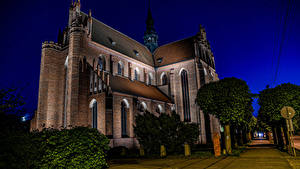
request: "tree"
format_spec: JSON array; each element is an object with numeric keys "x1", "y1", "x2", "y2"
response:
[
  {"x1": 0, "y1": 88, "x2": 34, "y2": 168},
  {"x1": 134, "y1": 111, "x2": 161, "y2": 155},
  {"x1": 134, "y1": 111, "x2": 199, "y2": 156},
  {"x1": 257, "y1": 83, "x2": 300, "y2": 147},
  {"x1": 0, "y1": 88, "x2": 28, "y2": 132},
  {"x1": 196, "y1": 77, "x2": 253, "y2": 153}
]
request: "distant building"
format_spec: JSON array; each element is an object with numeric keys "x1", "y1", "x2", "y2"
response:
[{"x1": 31, "y1": 0, "x2": 220, "y2": 148}]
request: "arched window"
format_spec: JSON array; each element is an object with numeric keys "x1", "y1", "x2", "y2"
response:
[
  {"x1": 94, "y1": 73, "x2": 97, "y2": 92},
  {"x1": 134, "y1": 68, "x2": 139, "y2": 81},
  {"x1": 89, "y1": 69, "x2": 93, "y2": 93},
  {"x1": 118, "y1": 61, "x2": 123, "y2": 75},
  {"x1": 156, "y1": 104, "x2": 163, "y2": 114},
  {"x1": 121, "y1": 101, "x2": 128, "y2": 137},
  {"x1": 204, "y1": 68, "x2": 207, "y2": 76},
  {"x1": 98, "y1": 56, "x2": 106, "y2": 71},
  {"x1": 98, "y1": 78, "x2": 102, "y2": 92},
  {"x1": 139, "y1": 102, "x2": 147, "y2": 112},
  {"x1": 161, "y1": 73, "x2": 168, "y2": 85},
  {"x1": 90, "y1": 99, "x2": 97, "y2": 129},
  {"x1": 148, "y1": 73, "x2": 152, "y2": 85},
  {"x1": 181, "y1": 70, "x2": 191, "y2": 122}
]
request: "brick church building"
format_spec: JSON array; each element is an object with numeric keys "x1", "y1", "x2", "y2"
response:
[{"x1": 31, "y1": 0, "x2": 220, "y2": 148}]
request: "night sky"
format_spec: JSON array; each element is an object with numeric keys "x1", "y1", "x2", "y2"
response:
[{"x1": 1, "y1": 0, "x2": 299, "y2": 118}]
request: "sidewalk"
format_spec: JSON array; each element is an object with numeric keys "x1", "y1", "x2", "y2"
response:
[{"x1": 109, "y1": 140, "x2": 300, "y2": 169}]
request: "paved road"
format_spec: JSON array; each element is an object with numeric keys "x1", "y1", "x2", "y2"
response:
[{"x1": 110, "y1": 140, "x2": 300, "y2": 169}]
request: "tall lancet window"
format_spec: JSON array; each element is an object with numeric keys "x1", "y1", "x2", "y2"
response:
[
  {"x1": 89, "y1": 69, "x2": 93, "y2": 93},
  {"x1": 90, "y1": 100, "x2": 97, "y2": 129},
  {"x1": 121, "y1": 101, "x2": 128, "y2": 137},
  {"x1": 118, "y1": 61, "x2": 123, "y2": 75},
  {"x1": 134, "y1": 68, "x2": 139, "y2": 81},
  {"x1": 162, "y1": 74, "x2": 168, "y2": 85},
  {"x1": 63, "y1": 56, "x2": 69, "y2": 128},
  {"x1": 148, "y1": 73, "x2": 152, "y2": 85},
  {"x1": 94, "y1": 73, "x2": 97, "y2": 92},
  {"x1": 181, "y1": 70, "x2": 191, "y2": 122}
]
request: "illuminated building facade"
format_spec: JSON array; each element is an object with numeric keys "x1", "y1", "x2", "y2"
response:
[{"x1": 31, "y1": 1, "x2": 220, "y2": 148}]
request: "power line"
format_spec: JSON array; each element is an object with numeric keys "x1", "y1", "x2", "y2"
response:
[
  {"x1": 270, "y1": 0, "x2": 283, "y2": 86},
  {"x1": 273, "y1": 0, "x2": 292, "y2": 86}
]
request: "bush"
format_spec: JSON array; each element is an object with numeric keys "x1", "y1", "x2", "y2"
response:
[
  {"x1": 0, "y1": 127, "x2": 110, "y2": 169},
  {"x1": 34, "y1": 127, "x2": 110, "y2": 169},
  {"x1": 134, "y1": 111, "x2": 199, "y2": 156},
  {"x1": 0, "y1": 130, "x2": 39, "y2": 169}
]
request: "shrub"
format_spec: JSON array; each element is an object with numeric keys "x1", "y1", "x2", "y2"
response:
[
  {"x1": 0, "y1": 130, "x2": 40, "y2": 169},
  {"x1": 0, "y1": 127, "x2": 110, "y2": 169},
  {"x1": 35, "y1": 127, "x2": 110, "y2": 169},
  {"x1": 134, "y1": 111, "x2": 199, "y2": 156}
]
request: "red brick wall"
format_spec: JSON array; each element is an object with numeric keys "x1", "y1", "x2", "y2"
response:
[{"x1": 34, "y1": 44, "x2": 68, "y2": 130}]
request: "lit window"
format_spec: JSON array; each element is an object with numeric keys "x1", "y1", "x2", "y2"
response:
[
  {"x1": 157, "y1": 58, "x2": 163, "y2": 63},
  {"x1": 148, "y1": 73, "x2": 152, "y2": 85},
  {"x1": 98, "y1": 57, "x2": 105, "y2": 71},
  {"x1": 133, "y1": 50, "x2": 139, "y2": 56},
  {"x1": 134, "y1": 68, "x2": 139, "y2": 81},
  {"x1": 161, "y1": 74, "x2": 168, "y2": 85},
  {"x1": 204, "y1": 68, "x2": 207, "y2": 75},
  {"x1": 121, "y1": 101, "x2": 128, "y2": 137},
  {"x1": 91, "y1": 100, "x2": 97, "y2": 129},
  {"x1": 156, "y1": 105, "x2": 163, "y2": 114},
  {"x1": 118, "y1": 62, "x2": 123, "y2": 75},
  {"x1": 108, "y1": 37, "x2": 116, "y2": 46}
]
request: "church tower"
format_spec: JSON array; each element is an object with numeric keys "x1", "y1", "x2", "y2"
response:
[{"x1": 143, "y1": 6, "x2": 158, "y2": 53}]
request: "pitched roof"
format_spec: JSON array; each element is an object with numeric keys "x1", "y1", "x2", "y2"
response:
[
  {"x1": 86, "y1": 13, "x2": 154, "y2": 66},
  {"x1": 153, "y1": 37, "x2": 195, "y2": 67},
  {"x1": 109, "y1": 75, "x2": 172, "y2": 103}
]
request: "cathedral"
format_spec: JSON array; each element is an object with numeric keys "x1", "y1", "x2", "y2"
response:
[{"x1": 31, "y1": 0, "x2": 220, "y2": 148}]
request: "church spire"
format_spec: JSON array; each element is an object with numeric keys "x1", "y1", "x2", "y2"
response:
[{"x1": 143, "y1": 0, "x2": 158, "y2": 53}]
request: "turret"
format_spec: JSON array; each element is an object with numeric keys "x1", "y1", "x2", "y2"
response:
[
  {"x1": 198, "y1": 24, "x2": 207, "y2": 40},
  {"x1": 68, "y1": 0, "x2": 82, "y2": 28},
  {"x1": 143, "y1": 5, "x2": 158, "y2": 53}
]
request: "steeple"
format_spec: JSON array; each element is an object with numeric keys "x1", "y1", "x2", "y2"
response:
[{"x1": 143, "y1": 1, "x2": 158, "y2": 53}]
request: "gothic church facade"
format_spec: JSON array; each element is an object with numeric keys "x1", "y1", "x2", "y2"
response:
[{"x1": 31, "y1": 1, "x2": 220, "y2": 148}]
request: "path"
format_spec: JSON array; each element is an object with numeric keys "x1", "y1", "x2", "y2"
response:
[{"x1": 109, "y1": 140, "x2": 300, "y2": 169}]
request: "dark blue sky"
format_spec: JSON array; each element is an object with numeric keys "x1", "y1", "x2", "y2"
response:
[{"x1": 1, "y1": 0, "x2": 299, "y2": 117}]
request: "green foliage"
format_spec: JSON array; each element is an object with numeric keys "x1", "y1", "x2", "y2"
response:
[
  {"x1": 35, "y1": 127, "x2": 110, "y2": 169},
  {"x1": 257, "y1": 83, "x2": 300, "y2": 127},
  {"x1": 0, "y1": 130, "x2": 40, "y2": 169},
  {"x1": 134, "y1": 111, "x2": 199, "y2": 156},
  {"x1": 248, "y1": 116, "x2": 257, "y2": 129},
  {"x1": 196, "y1": 77, "x2": 254, "y2": 126},
  {"x1": 0, "y1": 88, "x2": 25, "y2": 115},
  {"x1": 0, "y1": 88, "x2": 28, "y2": 132},
  {"x1": 0, "y1": 88, "x2": 32, "y2": 168},
  {"x1": 0, "y1": 127, "x2": 110, "y2": 169}
]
